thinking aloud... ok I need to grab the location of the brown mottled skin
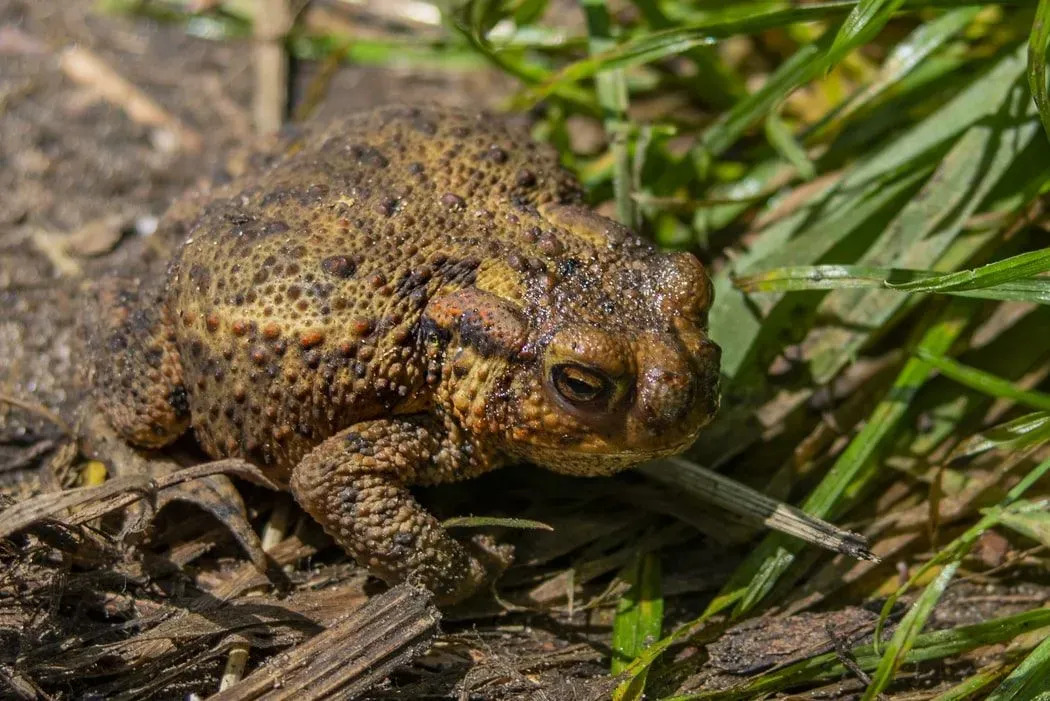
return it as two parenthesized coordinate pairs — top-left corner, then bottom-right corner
(92, 106), (722, 604)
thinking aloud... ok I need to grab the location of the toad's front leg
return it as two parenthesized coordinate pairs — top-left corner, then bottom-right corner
(289, 417), (512, 605)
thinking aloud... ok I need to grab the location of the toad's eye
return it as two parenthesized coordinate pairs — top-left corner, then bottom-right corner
(551, 364), (612, 406)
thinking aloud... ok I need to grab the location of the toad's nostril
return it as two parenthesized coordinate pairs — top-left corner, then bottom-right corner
(638, 368), (694, 428)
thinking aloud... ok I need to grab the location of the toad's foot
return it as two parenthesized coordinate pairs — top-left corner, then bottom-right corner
(289, 417), (512, 605)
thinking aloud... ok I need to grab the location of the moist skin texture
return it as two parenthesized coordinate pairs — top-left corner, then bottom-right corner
(92, 105), (722, 604)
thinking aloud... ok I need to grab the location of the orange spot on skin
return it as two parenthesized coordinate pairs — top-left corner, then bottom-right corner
(262, 323), (281, 340)
(231, 320), (248, 336)
(206, 313), (220, 332)
(300, 329), (325, 348)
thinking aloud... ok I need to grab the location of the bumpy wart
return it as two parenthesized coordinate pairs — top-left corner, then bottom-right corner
(92, 105), (722, 604)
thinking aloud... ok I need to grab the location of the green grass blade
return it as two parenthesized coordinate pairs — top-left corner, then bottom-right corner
(996, 498), (1050, 549)
(808, 99), (1042, 383)
(519, 5), (849, 104)
(930, 663), (1016, 701)
(443, 516), (554, 530)
(699, 40), (826, 161)
(610, 553), (664, 679)
(950, 411), (1050, 462)
(735, 264), (1050, 303)
(987, 629), (1050, 700)
(1029, 0), (1050, 142)
(713, 167), (931, 383)
(824, 0), (907, 75)
(811, 7), (982, 141)
(765, 112), (816, 179)
(863, 561), (961, 699)
(887, 247), (1050, 292)
(828, 43), (1028, 207)
(716, 47), (1032, 391)
(582, 0), (634, 226)
(701, 0), (907, 161)
(874, 456), (1050, 648)
(667, 609), (1050, 700)
(915, 349), (1050, 411)
(612, 612), (709, 701)
(712, 300), (971, 618)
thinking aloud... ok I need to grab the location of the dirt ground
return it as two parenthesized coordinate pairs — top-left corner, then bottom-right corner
(2, 1), (1046, 699)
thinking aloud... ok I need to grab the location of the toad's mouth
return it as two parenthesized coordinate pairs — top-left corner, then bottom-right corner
(543, 420), (710, 461)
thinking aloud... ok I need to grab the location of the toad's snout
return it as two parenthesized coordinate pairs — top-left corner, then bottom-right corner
(634, 334), (721, 436)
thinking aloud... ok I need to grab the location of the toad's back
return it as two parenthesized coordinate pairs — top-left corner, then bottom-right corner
(166, 106), (584, 473)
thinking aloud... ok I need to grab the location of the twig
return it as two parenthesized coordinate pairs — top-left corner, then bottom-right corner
(218, 499), (291, 692)
(0, 393), (71, 435)
(253, 0), (293, 134)
(59, 46), (202, 151)
(209, 584), (440, 700)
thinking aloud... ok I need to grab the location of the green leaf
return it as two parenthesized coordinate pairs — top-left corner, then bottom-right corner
(734, 264), (1050, 304)
(949, 411), (1050, 462)
(810, 7), (982, 141)
(1029, 0), (1050, 142)
(887, 247), (1050, 292)
(808, 94), (1042, 383)
(582, 0), (634, 226)
(996, 499), (1050, 549)
(443, 516), (554, 530)
(987, 627), (1050, 700)
(764, 112), (816, 179)
(874, 456), (1050, 652)
(610, 553), (664, 679)
(915, 350), (1050, 412)
(518, 5), (845, 105)
(667, 608), (1050, 700)
(931, 664), (1016, 701)
(863, 561), (961, 700)
(712, 300), (971, 618)
(824, 0), (907, 76)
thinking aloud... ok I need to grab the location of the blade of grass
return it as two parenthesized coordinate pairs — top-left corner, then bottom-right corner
(711, 299), (970, 619)
(667, 608), (1050, 700)
(582, 0), (634, 226)
(699, 0), (907, 162)
(996, 498), (1050, 549)
(765, 112), (817, 179)
(735, 264), (1050, 304)
(610, 552), (663, 680)
(808, 91), (1042, 383)
(518, 5), (853, 105)
(824, 0), (907, 76)
(640, 458), (877, 561)
(630, 0), (744, 108)
(809, 7), (982, 142)
(887, 247), (1050, 292)
(443, 516), (554, 530)
(949, 411), (1050, 462)
(915, 349), (1050, 411)
(987, 629), (1050, 700)
(862, 561), (961, 699)
(874, 455), (1050, 648)
(1028, 0), (1050, 141)
(716, 47), (1030, 390)
(930, 663), (1017, 701)
(712, 166), (931, 383)
(447, 1), (599, 114)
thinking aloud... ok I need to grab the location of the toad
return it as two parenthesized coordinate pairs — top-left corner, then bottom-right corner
(90, 106), (721, 604)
